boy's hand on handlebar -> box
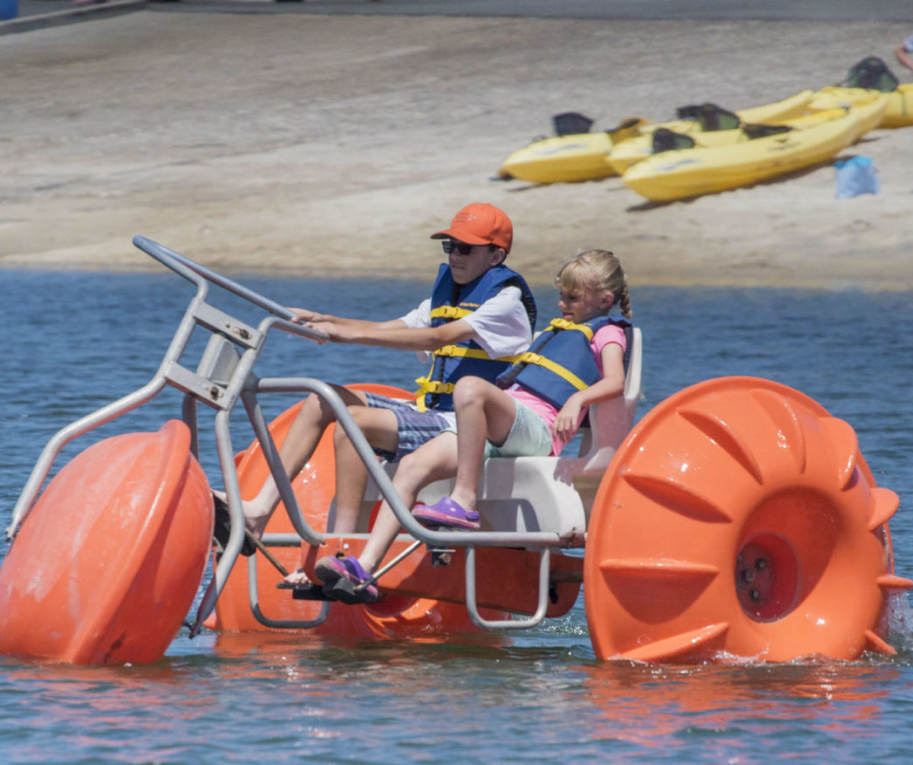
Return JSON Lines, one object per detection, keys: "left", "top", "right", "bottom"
{"left": 288, "top": 307, "right": 327, "bottom": 324}
{"left": 308, "top": 321, "right": 356, "bottom": 344}
{"left": 300, "top": 322, "right": 329, "bottom": 344}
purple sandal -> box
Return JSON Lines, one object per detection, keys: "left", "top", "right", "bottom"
{"left": 314, "top": 555, "right": 379, "bottom": 603}
{"left": 413, "top": 497, "right": 480, "bottom": 530}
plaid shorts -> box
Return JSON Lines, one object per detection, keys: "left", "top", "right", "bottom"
{"left": 363, "top": 392, "right": 454, "bottom": 461}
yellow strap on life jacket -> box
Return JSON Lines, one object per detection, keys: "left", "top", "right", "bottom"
{"left": 430, "top": 306, "right": 474, "bottom": 320}
{"left": 413, "top": 379, "right": 456, "bottom": 411}
{"left": 512, "top": 351, "right": 590, "bottom": 392}
{"left": 431, "top": 345, "right": 498, "bottom": 361}
{"left": 506, "top": 319, "right": 595, "bottom": 393}
{"left": 547, "top": 317, "right": 595, "bottom": 340}
{"left": 413, "top": 346, "right": 523, "bottom": 411}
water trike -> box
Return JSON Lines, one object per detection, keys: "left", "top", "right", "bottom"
{"left": 1, "top": 238, "right": 908, "bottom": 664}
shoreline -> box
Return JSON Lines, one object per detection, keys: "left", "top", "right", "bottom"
{"left": 2, "top": 13, "right": 911, "bottom": 291}
{"left": 3, "top": 258, "right": 908, "bottom": 293}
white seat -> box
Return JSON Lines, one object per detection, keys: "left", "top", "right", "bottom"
{"left": 362, "top": 328, "right": 643, "bottom": 539}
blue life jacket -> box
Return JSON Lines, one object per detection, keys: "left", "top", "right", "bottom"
{"left": 496, "top": 316, "right": 631, "bottom": 411}
{"left": 415, "top": 263, "right": 537, "bottom": 411}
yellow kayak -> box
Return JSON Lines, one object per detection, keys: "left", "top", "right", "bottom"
{"left": 778, "top": 92, "right": 887, "bottom": 138}
{"left": 497, "top": 91, "right": 813, "bottom": 184}
{"left": 622, "top": 108, "right": 862, "bottom": 202}
{"left": 608, "top": 90, "right": 815, "bottom": 175}
{"left": 808, "top": 56, "right": 913, "bottom": 128}
{"left": 809, "top": 84, "right": 913, "bottom": 128}
{"left": 732, "top": 89, "right": 816, "bottom": 123}
{"left": 496, "top": 117, "right": 648, "bottom": 184}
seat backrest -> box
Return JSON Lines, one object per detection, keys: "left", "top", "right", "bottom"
{"left": 576, "top": 326, "right": 642, "bottom": 472}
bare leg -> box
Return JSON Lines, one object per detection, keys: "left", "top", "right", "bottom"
{"left": 447, "top": 377, "right": 517, "bottom": 514}
{"left": 241, "top": 385, "right": 370, "bottom": 537}
{"left": 359, "top": 432, "right": 459, "bottom": 574}
{"left": 285, "top": 432, "right": 457, "bottom": 586}
{"left": 330, "top": 405, "right": 400, "bottom": 534}
{"left": 283, "top": 404, "right": 401, "bottom": 584}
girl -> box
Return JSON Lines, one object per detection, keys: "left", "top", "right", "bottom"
{"left": 311, "top": 249, "right": 631, "bottom": 599}
{"left": 412, "top": 248, "right": 632, "bottom": 529}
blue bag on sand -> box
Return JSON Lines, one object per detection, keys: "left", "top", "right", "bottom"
{"left": 835, "top": 156, "right": 879, "bottom": 199}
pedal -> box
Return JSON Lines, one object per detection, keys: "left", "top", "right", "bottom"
{"left": 321, "top": 577, "right": 378, "bottom": 605}
{"left": 276, "top": 581, "right": 332, "bottom": 601}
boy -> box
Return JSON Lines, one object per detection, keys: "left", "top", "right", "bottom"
{"left": 224, "top": 203, "right": 536, "bottom": 552}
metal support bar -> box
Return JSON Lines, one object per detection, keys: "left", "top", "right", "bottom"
{"left": 6, "top": 280, "right": 212, "bottom": 539}
{"left": 134, "top": 236, "right": 296, "bottom": 321}
{"left": 253, "top": 377, "right": 566, "bottom": 551}
{"left": 164, "top": 363, "right": 232, "bottom": 411}
{"left": 464, "top": 546, "right": 551, "bottom": 630}
{"left": 191, "top": 408, "right": 246, "bottom": 635}
{"left": 247, "top": 555, "right": 331, "bottom": 630}
{"left": 6, "top": 376, "right": 168, "bottom": 540}
{"left": 238, "top": 388, "right": 323, "bottom": 547}
{"left": 260, "top": 533, "right": 305, "bottom": 547}
{"left": 192, "top": 302, "right": 262, "bottom": 351}
{"left": 181, "top": 393, "right": 200, "bottom": 459}
{"left": 246, "top": 534, "right": 291, "bottom": 578}
{"left": 362, "top": 539, "right": 424, "bottom": 588}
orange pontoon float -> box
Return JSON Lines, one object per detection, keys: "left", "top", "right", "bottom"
{"left": 1, "top": 238, "right": 908, "bottom": 664}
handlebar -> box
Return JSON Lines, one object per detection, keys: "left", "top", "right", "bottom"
{"left": 132, "top": 236, "right": 298, "bottom": 323}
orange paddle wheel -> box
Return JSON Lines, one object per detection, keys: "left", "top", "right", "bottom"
{"left": 0, "top": 421, "right": 212, "bottom": 664}
{"left": 584, "top": 377, "right": 911, "bottom": 662}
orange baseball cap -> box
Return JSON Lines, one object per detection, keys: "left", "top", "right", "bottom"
{"left": 431, "top": 203, "right": 513, "bottom": 253}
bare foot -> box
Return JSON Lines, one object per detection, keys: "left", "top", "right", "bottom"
{"left": 284, "top": 567, "right": 313, "bottom": 585}
{"left": 212, "top": 488, "right": 271, "bottom": 540}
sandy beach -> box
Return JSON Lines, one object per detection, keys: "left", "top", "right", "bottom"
{"left": 1, "top": 10, "right": 911, "bottom": 288}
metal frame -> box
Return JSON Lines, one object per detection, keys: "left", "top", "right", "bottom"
{"left": 8, "top": 237, "right": 578, "bottom": 636}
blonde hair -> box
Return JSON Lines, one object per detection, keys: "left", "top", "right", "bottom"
{"left": 555, "top": 249, "right": 632, "bottom": 319}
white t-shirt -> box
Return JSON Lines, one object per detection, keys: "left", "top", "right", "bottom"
{"left": 399, "top": 285, "right": 533, "bottom": 363}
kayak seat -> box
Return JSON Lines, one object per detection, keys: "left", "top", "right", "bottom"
{"left": 552, "top": 111, "right": 594, "bottom": 136}
{"left": 843, "top": 56, "right": 899, "bottom": 93}
{"left": 741, "top": 123, "right": 793, "bottom": 140}
{"left": 676, "top": 103, "right": 741, "bottom": 131}
{"left": 652, "top": 128, "right": 696, "bottom": 153}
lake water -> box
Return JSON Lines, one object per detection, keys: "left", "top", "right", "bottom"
{"left": 1, "top": 264, "right": 912, "bottom": 764}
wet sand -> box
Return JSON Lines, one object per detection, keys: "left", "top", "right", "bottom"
{"left": 1, "top": 11, "right": 911, "bottom": 288}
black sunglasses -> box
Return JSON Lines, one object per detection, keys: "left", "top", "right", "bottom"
{"left": 441, "top": 239, "right": 475, "bottom": 256}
